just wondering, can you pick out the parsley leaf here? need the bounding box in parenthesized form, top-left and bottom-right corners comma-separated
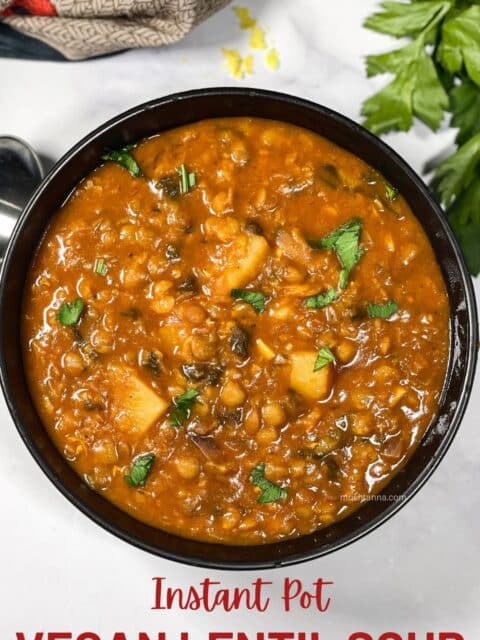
(364, 0, 452, 38)
(170, 389, 199, 427)
(231, 288, 266, 313)
(310, 218, 364, 289)
(434, 132, 480, 205)
(438, 6, 480, 86)
(362, 0, 480, 275)
(448, 178, 480, 275)
(102, 147, 142, 177)
(304, 287, 338, 309)
(451, 80, 480, 146)
(124, 453, 155, 487)
(363, 38, 449, 133)
(367, 300, 399, 319)
(313, 346, 336, 371)
(250, 463, 287, 504)
(57, 298, 84, 326)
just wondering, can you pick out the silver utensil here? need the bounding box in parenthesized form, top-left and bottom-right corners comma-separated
(0, 136, 44, 260)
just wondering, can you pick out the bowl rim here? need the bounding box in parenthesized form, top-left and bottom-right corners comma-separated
(0, 86, 477, 570)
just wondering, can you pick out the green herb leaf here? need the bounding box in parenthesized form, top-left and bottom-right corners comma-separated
(434, 132, 480, 206)
(94, 258, 107, 276)
(170, 388, 199, 427)
(250, 463, 287, 504)
(57, 299, 84, 326)
(102, 147, 142, 177)
(448, 178, 480, 275)
(313, 346, 336, 371)
(124, 453, 155, 487)
(385, 182, 399, 201)
(367, 300, 399, 319)
(364, 0, 452, 38)
(438, 6, 480, 86)
(178, 164, 196, 195)
(310, 218, 364, 289)
(304, 287, 338, 309)
(451, 80, 480, 146)
(231, 288, 266, 313)
(363, 39, 449, 133)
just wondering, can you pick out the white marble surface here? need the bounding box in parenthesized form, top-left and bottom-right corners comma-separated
(1, 1, 479, 637)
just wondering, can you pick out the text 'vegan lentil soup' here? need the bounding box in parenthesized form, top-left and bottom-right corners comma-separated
(22, 118, 449, 544)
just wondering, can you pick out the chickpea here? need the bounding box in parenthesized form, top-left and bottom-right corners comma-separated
(175, 456, 200, 480)
(62, 350, 85, 375)
(244, 408, 260, 434)
(256, 426, 278, 446)
(221, 509, 241, 530)
(90, 328, 114, 354)
(190, 334, 216, 360)
(178, 302, 207, 325)
(92, 439, 117, 465)
(122, 266, 146, 289)
(262, 402, 286, 428)
(221, 380, 246, 408)
(336, 340, 356, 363)
(151, 296, 175, 315)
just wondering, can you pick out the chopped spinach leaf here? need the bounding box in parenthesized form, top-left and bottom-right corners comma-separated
(124, 453, 155, 487)
(367, 300, 399, 319)
(57, 298, 84, 326)
(250, 463, 287, 504)
(170, 388, 199, 426)
(314, 346, 336, 371)
(231, 288, 266, 313)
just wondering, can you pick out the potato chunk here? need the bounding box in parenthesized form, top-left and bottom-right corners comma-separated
(289, 351, 333, 400)
(110, 366, 168, 435)
(206, 233, 269, 295)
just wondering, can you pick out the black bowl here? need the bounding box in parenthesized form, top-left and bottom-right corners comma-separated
(0, 88, 477, 569)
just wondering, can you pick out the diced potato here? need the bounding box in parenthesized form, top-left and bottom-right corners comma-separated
(256, 338, 276, 361)
(110, 366, 168, 435)
(211, 233, 269, 295)
(289, 351, 333, 400)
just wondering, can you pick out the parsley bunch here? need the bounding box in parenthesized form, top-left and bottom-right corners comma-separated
(362, 1, 480, 274)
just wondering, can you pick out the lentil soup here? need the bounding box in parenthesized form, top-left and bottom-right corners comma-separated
(22, 118, 450, 544)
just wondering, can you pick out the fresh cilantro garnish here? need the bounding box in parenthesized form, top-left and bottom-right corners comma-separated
(304, 287, 338, 309)
(231, 288, 266, 313)
(124, 453, 155, 487)
(57, 299, 84, 326)
(310, 218, 364, 290)
(94, 258, 107, 276)
(367, 300, 399, 319)
(313, 346, 336, 371)
(250, 463, 287, 504)
(362, 1, 480, 275)
(102, 146, 142, 177)
(170, 389, 199, 427)
(178, 164, 196, 195)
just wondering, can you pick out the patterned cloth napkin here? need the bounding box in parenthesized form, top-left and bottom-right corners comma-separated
(0, 0, 229, 60)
